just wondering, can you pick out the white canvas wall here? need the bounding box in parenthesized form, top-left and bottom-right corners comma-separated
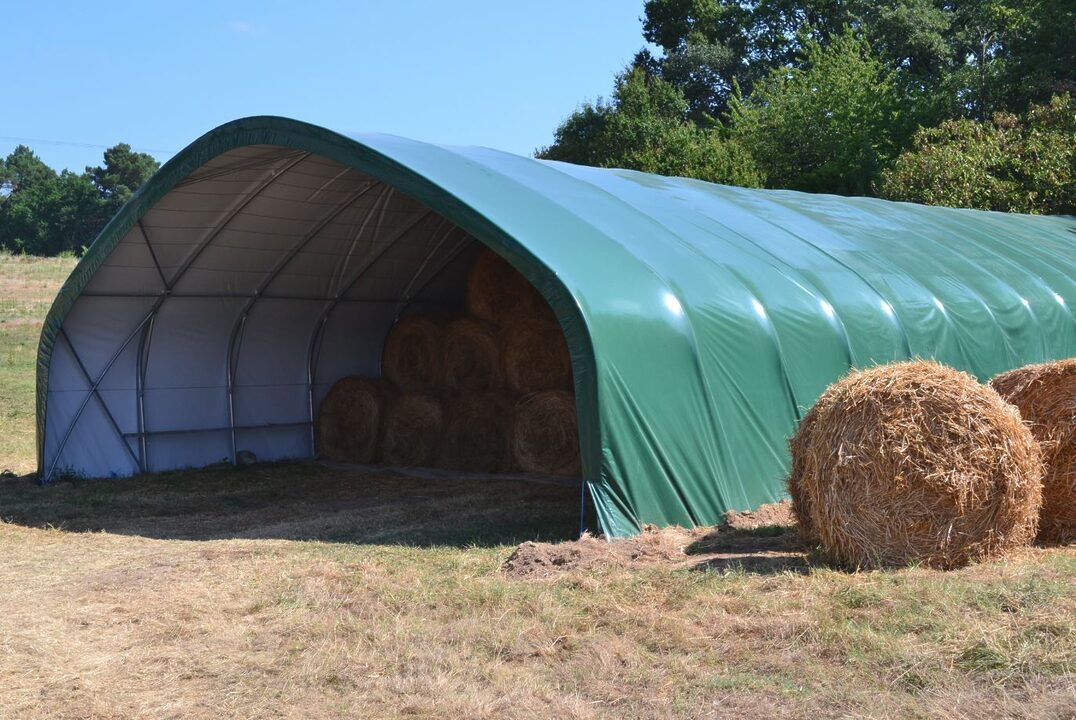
(43, 145, 477, 480)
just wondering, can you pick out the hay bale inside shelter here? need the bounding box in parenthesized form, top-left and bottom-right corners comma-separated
(439, 393, 514, 472)
(316, 376, 394, 463)
(466, 247, 546, 325)
(503, 317, 572, 394)
(442, 316, 504, 392)
(380, 392, 445, 467)
(789, 360, 1043, 569)
(511, 390, 581, 476)
(381, 314, 445, 391)
(991, 358, 1076, 545)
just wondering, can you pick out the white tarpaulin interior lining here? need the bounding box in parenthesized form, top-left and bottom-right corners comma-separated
(44, 145, 482, 479)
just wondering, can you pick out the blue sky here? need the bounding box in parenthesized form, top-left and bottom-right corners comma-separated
(6, 1, 648, 172)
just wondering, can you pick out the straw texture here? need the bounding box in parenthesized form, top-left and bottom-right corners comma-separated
(316, 377, 394, 463)
(790, 360, 1043, 569)
(991, 358, 1076, 545)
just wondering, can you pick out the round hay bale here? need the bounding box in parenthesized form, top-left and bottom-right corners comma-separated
(442, 316, 504, 392)
(466, 247, 546, 326)
(316, 377, 394, 463)
(503, 318, 572, 394)
(787, 403, 822, 542)
(791, 360, 1043, 569)
(382, 314, 445, 391)
(439, 393, 513, 472)
(380, 392, 444, 467)
(511, 390, 581, 476)
(991, 358, 1076, 545)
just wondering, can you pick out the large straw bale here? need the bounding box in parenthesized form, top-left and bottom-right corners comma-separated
(503, 318, 572, 394)
(316, 377, 394, 463)
(466, 247, 546, 325)
(382, 314, 445, 391)
(790, 360, 1043, 569)
(991, 358, 1076, 545)
(381, 392, 444, 467)
(511, 390, 581, 476)
(442, 316, 504, 392)
(439, 393, 514, 472)
(787, 402, 822, 541)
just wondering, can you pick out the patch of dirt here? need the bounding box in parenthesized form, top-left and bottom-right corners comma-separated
(502, 526, 698, 578)
(723, 500, 794, 530)
(503, 502, 805, 579)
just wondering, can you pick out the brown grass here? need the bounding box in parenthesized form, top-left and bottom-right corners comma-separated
(316, 376, 393, 463)
(442, 315, 504, 392)
(0, 251, 77, 473)
(992, 359, 1076, 545)
(792, 361, 1043, 569)
(2, 255, 1075, 719)
(439, 392, 513, 472)
(381, 314, 446, 391)
(465, 247, 546, 326)
(380, 392, 444, 467)
(1, 467, 1074, 719)
(511, 390, 581, 476)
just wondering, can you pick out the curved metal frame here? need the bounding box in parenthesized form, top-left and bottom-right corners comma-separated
(36, 118, 600, 514)
(44, 152, 310, 480)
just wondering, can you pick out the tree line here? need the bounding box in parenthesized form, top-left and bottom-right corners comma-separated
(0, 144, 159, 256)
(539, 0, 1074, 215)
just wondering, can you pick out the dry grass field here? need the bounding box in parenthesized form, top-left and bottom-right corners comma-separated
(1, 252, 1074, 719)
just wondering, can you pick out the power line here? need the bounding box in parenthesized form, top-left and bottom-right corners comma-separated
(0, 135, 175, 155)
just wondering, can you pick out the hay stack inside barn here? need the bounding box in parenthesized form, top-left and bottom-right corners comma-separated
(317, 246, 581, 478)
(381, 314, 446, 391)
(381, 392, 444, 467)
(788, 360, 1043, 569)
(316, 377, 394, 463)
(991, 358, 1076, 545)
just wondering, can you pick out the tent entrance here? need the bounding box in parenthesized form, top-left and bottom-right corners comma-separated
(40, 145, 583, 520)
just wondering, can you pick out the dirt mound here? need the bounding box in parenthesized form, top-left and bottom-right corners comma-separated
(502, 526, 694, 579)
(723, 500, 795, 530)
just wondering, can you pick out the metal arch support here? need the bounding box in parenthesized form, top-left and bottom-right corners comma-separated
(43, 152, 311, 479)
(387, 225, 472, 326)
(224, 177, 383, 461)
(138, 220, 168, 291)
(134, 312, 156, 472)
(305, 205, 438, 455)
(44, 329, 146, 481)
(160, 152, 312, 292)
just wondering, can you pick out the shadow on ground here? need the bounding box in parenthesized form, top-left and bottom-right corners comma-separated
(0, 462, 584, 547)
(685, 525, 812, 575)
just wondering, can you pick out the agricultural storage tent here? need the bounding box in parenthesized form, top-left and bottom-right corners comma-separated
(37, 116, 1076, 537)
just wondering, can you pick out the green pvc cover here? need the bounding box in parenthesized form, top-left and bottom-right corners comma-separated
(38, 116, 1076, 537)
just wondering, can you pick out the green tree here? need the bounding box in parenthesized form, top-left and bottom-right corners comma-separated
(879, 94, 1075, 214)
(729, 30, 903, 195)
(639, 0, 1074, 122)
(88, 143, 160, 215)
(0, 143, 160, 255)
(0, 145, 57, 196)
(538, 67, 762, 187)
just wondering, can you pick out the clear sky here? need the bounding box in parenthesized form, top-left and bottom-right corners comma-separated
(5, 1, 649, 173)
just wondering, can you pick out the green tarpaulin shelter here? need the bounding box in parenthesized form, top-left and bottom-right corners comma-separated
(37, 116, 1076, 537)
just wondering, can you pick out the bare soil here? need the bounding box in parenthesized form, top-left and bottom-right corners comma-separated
(503, 502, 807, 579)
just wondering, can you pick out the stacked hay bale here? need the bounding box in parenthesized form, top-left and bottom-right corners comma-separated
(316, 377, 395, 463)
(317, 247, 580, 476)
(991, 359, 1076, 545)
(787, 360, 1043, 569)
